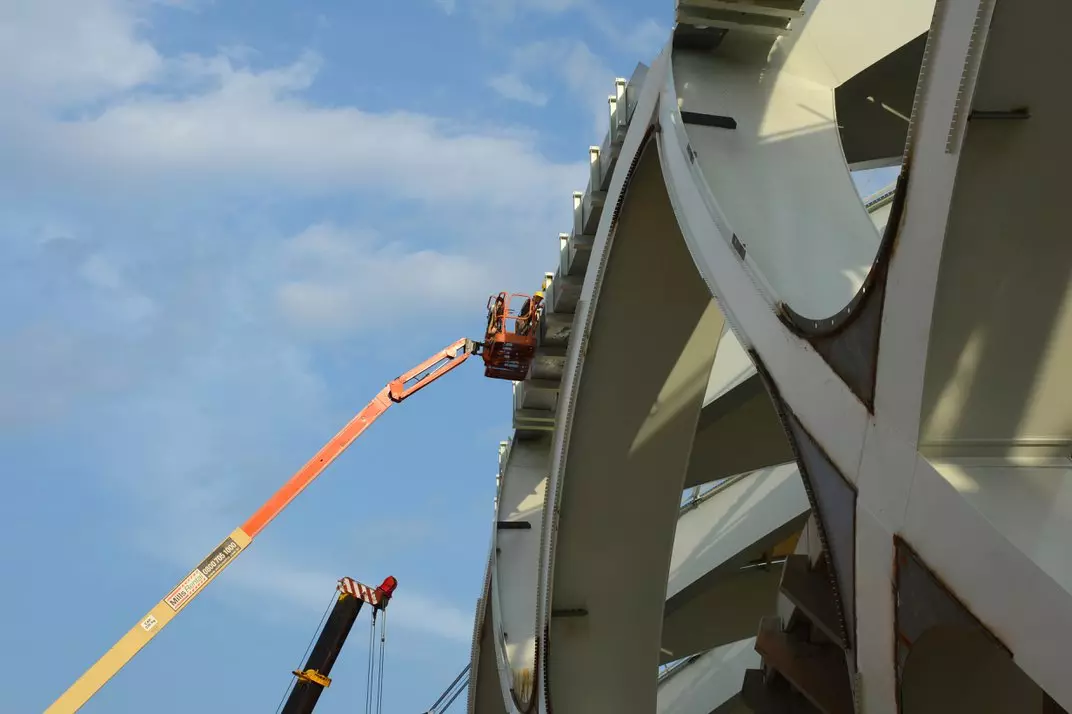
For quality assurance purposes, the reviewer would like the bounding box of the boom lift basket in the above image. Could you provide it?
[482,292,540,381]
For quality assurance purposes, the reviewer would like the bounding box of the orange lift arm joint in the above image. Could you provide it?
[242,336,476,537]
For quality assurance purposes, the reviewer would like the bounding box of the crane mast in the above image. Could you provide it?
[282,576,397,714]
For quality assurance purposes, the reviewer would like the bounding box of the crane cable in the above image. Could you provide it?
[426,663,470,713]
[363,608,389,714]
[274,589,339,714]
[376,610,388,714]
[438,680,466,713]
[364,611,377,714]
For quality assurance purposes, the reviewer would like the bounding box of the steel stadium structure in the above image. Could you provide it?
[465,1,1072,712]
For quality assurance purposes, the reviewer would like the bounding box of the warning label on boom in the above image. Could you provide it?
[164,537,240,611]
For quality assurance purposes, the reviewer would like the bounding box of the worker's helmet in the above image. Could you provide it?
[533,291,544,301]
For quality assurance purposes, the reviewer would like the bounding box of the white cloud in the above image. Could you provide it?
[0,0,162,106]
[271,223,488,339]
[500,39,617,137]
[15,50,581,213]
[0,0,583,217]
[465,0,667,60]
[388,591,474,641]
[488,73,549,106]
[151,0,212,8]
[617,17,669,58]
[0,0,583,423]
[522,0,581,11]
[78,252,160,324]
[79,253,125,292]
[468,0,582,24]
[580,9,668,59]
[556,41,617,137]
[0,0,583,336]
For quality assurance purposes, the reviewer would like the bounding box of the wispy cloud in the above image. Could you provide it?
[0,0,584,348]
[0,0,163,106]
[12,51,578,212]
[270,222,489,339]
[464,0,667,61]
[488,73,549,106]
[215,548,475,642]
[582,10,668,58]
[0,230,163,426]
[467,0,583,25]
[492,38,618,136]
[623,18,668,57]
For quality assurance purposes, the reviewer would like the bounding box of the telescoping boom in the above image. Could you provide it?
[47,288,545,713]
[45,339,477,714]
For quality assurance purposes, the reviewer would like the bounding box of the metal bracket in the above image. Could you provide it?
[968,107,1030,121]
[681,110,738,130]
[293,668,332,688]
[551,608,588,618]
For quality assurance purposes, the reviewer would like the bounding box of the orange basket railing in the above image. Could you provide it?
[482,292,541,381]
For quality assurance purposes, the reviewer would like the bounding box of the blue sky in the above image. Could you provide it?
[0,1,667,712]
[0,2,903,712]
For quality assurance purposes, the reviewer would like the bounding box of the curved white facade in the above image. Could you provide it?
[469,1,1072,712]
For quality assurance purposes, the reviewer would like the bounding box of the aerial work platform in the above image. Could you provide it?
[481,290,543,381]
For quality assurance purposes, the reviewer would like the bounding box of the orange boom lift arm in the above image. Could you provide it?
[46,338,479,714]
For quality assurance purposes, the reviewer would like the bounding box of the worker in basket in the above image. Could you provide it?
[486,293,506,338]
[515,291,543,336]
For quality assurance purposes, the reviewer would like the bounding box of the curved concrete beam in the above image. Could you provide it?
[657,34,871,707]
[468,553,507,714]
[686,326,792,487]
[657,59,872,483]
[687,374,793,487]
[917,12,1072,459]
[770,0,933,88]
[659,1,1072,711]
[482,1,1072,711]
[532,46,670,714]
[539,136,724,713]
[663,566,781,669]
[490,436,548,709]
[484,64,654,714]
[657,639,759,714]
[668,1,932,410]
[663,464,810,664]
[668,464,807,601]
[835,34,926,168]
[704,321,755,404]
[670,48,881,322]
[858,0,1072,710]
[483,459,807,714]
